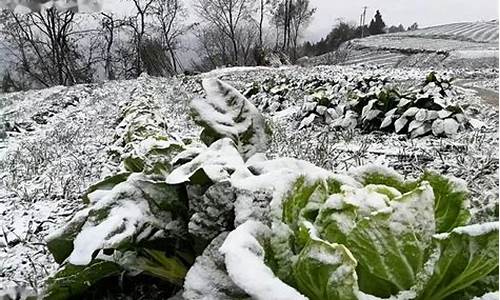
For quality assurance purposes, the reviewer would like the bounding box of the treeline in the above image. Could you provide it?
[301,10,418,57]
[0,0,318,91]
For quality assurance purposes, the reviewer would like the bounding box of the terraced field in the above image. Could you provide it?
[397,20,498,43]
[310,20,499,69]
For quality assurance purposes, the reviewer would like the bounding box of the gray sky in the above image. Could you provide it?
[305,0,499,42]
[103,0,498,43]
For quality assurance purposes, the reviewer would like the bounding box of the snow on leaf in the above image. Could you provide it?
[298,114,316,130]
[402,107,419,117]
[432,119,445,136]
[394,116,408,133]
[469,118,486,129]
[437,110,453,119]
[414,109,427,122]
[443,118,459,136]
[191,78,271,160]
[166,138,250,185]
[219,220,308,300]
[380,115,393,129]
[408,120,424,132]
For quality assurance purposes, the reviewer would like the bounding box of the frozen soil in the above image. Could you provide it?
[0,65,498,292]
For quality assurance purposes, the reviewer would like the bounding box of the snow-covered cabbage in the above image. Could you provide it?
[190,78,271,160]
[122,137,184,176]
[298,71,471,137]
[181,163,498,300]
[43,89,193,299]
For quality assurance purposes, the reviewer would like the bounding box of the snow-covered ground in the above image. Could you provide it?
[0,65,498,294]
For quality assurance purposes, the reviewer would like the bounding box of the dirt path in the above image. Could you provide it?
[455,79,499,107]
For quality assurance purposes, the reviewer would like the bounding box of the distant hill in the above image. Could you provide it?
[395,20,498,43]
[309,20,499,69]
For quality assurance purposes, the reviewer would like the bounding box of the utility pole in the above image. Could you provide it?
[361,6,367,38]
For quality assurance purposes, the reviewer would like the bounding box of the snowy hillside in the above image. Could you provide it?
[396,20,499,43]
[311,20,499,69]
[0,65,498,299]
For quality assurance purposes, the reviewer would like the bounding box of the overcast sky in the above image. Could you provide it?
[305,0,499,42]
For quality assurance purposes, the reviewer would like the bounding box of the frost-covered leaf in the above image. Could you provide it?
[47,208,90,264]
[118,249,189,286]
[398,97,412,107]
[122,137,184,176]
[47,173,187,266]
[468,118,486,129]
[365,109,382,121]
[191,78,271,159]
[443,118,459,136]
[414,109,427,122]
[414,223,499,300]
[341,111,358,129]
[326,108,340,120]
[410,123,431,138]
[282,177,344,233]
[298,114,316,130]
[82,172,131,204]
[380,115,393,129]
[402,107,419,117]
[454,113,466,124]
[437,110,453,119]
[183,232,248,300]
[385,107,398,117]
[349,164,412,192]
[316,105,327,115]
[420,171,470,233]
[394,117,408,133]
[219,220,308,300]
[432,119,445,136]
[301,102,317,113]
[426,110,439,121]
[408,120,424,132]
[361,99,377,119]
[166,138,250,185]
[317,182,436,297]
[43,260,121,300]
[293,224,359,300]
[188,181,236,248]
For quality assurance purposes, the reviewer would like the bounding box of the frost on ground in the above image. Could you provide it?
[0,74,197,290]
[0,64,498,294]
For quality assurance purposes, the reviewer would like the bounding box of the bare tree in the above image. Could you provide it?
[271,0,315,60]
[0,7,95,87]
[124,0,155,76]
[290,0,315,59]
[100,12,119,80]
[150,0,190,74]
[194,0,255,65]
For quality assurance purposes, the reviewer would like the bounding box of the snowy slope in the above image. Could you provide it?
[310,20,499,69]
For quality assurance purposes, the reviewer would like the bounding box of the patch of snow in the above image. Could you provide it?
[219,220,307,300]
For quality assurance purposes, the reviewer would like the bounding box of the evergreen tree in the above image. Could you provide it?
[408,22,419,31]
[368,10,386,35]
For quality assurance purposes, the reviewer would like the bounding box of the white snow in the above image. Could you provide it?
[166,138,250,184]
[472,291,500,300]
[451,221,499,237]
[388,182,436,236]
[219,220,307,300]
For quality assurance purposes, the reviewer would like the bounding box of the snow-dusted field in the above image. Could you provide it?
[310,20,499,69]
[0,64,498,295]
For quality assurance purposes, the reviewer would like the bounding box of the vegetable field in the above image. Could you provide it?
[0,64,498,299]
